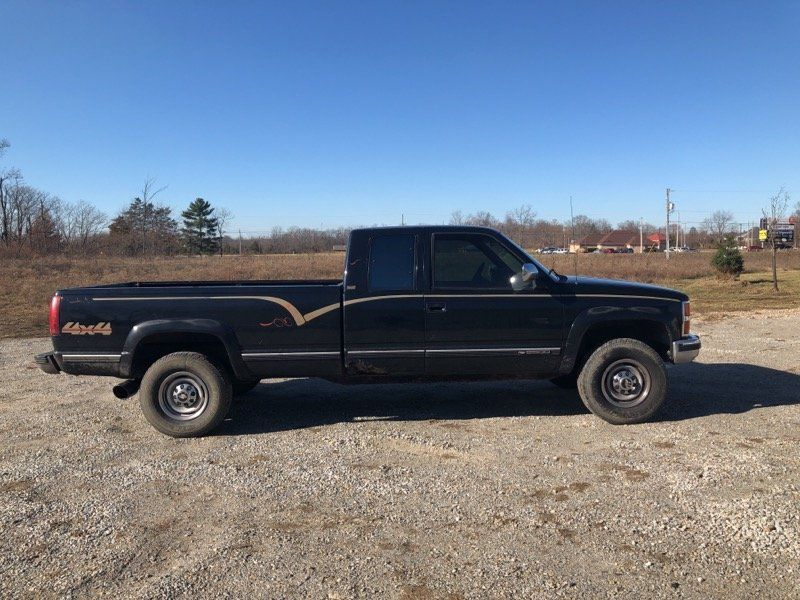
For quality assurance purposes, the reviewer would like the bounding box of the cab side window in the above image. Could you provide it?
[433,234,522,289]
[368,234,416,291]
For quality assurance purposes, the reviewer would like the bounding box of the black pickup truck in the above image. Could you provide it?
[36,226,700,437]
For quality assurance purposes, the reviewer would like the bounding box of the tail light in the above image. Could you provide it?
[49,295,61,337]
[682,301,691,336]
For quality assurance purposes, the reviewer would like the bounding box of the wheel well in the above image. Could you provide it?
[130,332,232,379]
[575,320,671,371]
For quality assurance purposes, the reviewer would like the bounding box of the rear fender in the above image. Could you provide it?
[119,319,254,380]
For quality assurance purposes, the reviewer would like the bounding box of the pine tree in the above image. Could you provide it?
[711,235,744,278]
[181,198,219,255]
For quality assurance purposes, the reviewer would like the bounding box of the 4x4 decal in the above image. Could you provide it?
[62,322,112,336]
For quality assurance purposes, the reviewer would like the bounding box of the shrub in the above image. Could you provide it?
[711,239,744,278]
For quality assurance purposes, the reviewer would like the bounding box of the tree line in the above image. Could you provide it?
[2,137,798,257]
[0,139,231,257]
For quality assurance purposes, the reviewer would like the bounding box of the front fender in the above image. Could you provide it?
[558,305,677,375]
[119,318,254,380]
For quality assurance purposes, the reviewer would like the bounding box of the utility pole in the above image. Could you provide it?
[401,213,405,226]
[665,188,674,258]
[639,217,643,254]
[238,229,242,255]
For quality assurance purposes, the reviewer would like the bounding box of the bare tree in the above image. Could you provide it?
[702,210,734,245]
[30,191,61,253]
[617,219,656,233]
[449,210,465,225]
[505,205,537,247]
[793,201,800,249]
[763,187,790,292]
[62,201,107,249]
[506,205,536,227]
[139,177,168,255]
[0,139,23,246]
[448,210,501,228]
[9,184,40,244]
[215,207,233,256]
[572,215,608,236]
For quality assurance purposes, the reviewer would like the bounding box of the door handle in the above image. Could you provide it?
[426,302,447,313]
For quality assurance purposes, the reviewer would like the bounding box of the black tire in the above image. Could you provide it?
[577,338,667,425]
[232,378,260,396]
[139,351,232,437]
[550,373,578,389]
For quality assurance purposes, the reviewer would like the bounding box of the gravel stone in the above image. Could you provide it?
[0,309,798,598]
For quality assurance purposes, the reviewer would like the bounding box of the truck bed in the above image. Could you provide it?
[53,280,345,380]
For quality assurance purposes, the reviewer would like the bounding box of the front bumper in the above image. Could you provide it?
[671,334,701,364]
[35,352,61,374]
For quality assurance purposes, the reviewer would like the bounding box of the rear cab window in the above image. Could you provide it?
[368,234,416,291]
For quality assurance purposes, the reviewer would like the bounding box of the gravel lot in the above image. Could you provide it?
[1,310,798,599]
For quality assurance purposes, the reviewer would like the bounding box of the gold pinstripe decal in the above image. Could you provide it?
[95,295,308,325]
[572,294,680,302]
[301,303,340,322]
[93,292,679,327]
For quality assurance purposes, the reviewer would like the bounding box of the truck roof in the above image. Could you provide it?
[351,225,501,235]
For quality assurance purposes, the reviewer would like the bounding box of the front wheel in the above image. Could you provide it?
[577,338,667,424]
[139,352,232,437]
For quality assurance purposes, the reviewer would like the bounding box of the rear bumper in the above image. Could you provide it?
[671,334,701,364]
[35,351,123,376]
[35,352,61,374]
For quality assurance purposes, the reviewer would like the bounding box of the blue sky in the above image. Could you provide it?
[1,1,798,233]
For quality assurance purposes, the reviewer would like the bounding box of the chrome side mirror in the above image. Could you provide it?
[510,263,538,291]
[521,263,537,281]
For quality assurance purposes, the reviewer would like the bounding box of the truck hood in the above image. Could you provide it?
[559,275,687,302]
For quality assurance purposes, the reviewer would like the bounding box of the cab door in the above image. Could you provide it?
[343,231,425,378]
[424,232,564,377]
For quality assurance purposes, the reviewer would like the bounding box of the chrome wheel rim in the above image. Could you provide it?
[158,371,209,421]
[601,359,650,408]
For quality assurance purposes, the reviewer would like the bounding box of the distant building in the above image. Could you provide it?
[571,230,640,253]
[647,232,667,250]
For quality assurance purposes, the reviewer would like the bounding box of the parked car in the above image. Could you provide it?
[538,246,559,254]
[552,247,569,254]
[617,248,634,254]
[37,226,700,437]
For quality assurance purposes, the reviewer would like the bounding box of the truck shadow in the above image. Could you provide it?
[657,362,800,422]
[218,363,799,436]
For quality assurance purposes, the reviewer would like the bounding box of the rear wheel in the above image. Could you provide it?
[577,338,667,424]
[139,351,232,437]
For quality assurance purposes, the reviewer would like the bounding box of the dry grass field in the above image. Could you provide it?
[1,250,799,338]
[539,251,800,315]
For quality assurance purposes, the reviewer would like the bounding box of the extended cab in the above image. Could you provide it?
[36,226,700,437]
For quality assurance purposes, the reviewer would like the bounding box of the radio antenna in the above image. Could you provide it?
[570,195,578,282]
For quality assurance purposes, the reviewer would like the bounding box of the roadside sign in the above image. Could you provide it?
[759,229,768,241]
